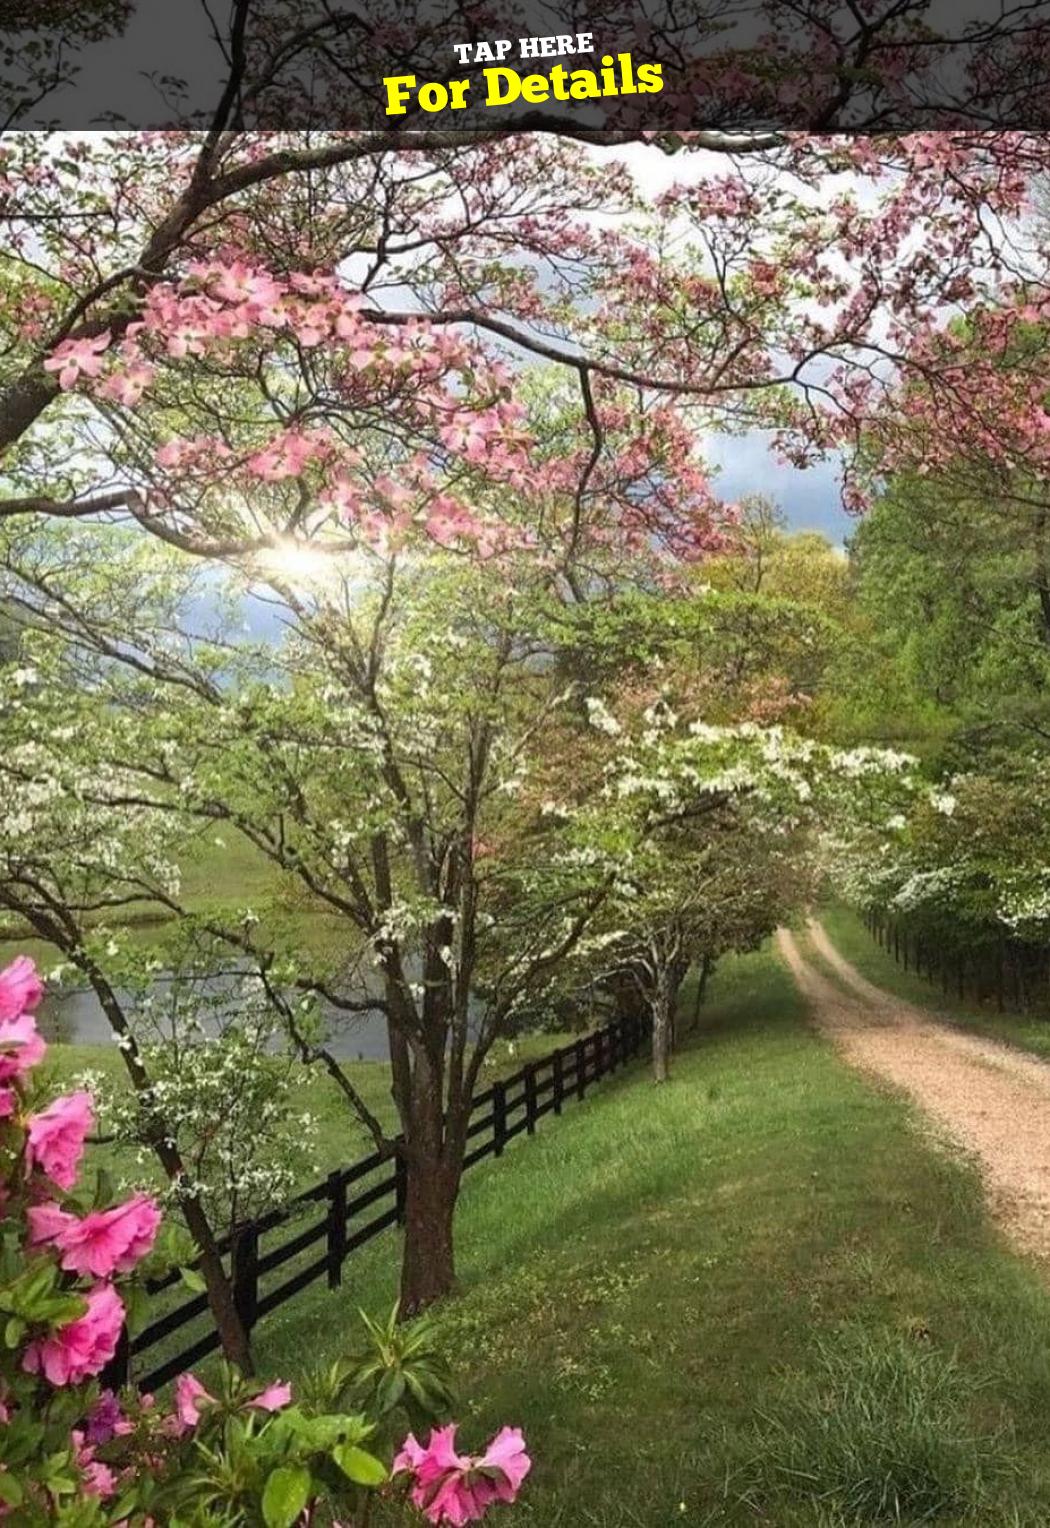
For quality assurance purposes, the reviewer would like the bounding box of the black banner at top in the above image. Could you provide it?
[3,0,1050,132]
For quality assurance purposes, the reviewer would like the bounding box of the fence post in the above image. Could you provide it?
[553,1049,564,1115]
[997,942,1005,1012]
[327,1170,347,1289]
[232,1223,259,1337]
[576,1036,587,1100]
[524,1064,538,1136]
[101,1322,130,1391]
[394,1151,408,1225]
[493,1080,508,1155]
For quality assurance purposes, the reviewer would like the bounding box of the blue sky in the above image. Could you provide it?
[707,432,852,544]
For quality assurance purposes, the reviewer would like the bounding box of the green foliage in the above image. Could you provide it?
[122,1363,391,1526]
[300,1302,454,1440]
[834,476,1050,762]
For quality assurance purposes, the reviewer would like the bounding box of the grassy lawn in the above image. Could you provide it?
[215,947,1050,1526]
[812,902,1050,1062]
[0,829,350,968]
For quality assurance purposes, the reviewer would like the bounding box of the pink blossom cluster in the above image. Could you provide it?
[0,956,163,1395]
[394,1424,531,1526]
[36,241,745,567]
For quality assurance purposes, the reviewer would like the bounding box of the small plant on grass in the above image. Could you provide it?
[305,1302,455,1438]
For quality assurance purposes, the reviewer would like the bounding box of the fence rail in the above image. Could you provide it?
[107,1010,650,1393]
[862,908,1050,1013]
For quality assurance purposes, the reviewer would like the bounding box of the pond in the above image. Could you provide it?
[37,968,398,1061]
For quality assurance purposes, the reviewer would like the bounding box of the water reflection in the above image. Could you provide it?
[38,970,395,1061]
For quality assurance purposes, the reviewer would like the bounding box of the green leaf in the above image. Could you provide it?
[93,1168,114,1211]
[0,1473,23,1506]
[261,1465,312,1528]
[123,1282,150,1335]
[179,1266,207,1294]
[3,1316,24,1348]
[333,1444,388,1487]
[376,1367,406,1413]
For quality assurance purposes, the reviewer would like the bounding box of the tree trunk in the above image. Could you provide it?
[667,956,688,1056]
[691,954,712,1031]
[181,1196,254,1375]
[651,974,672,1083]
[399,1154,460,1314]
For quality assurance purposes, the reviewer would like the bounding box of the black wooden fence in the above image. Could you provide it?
[862,908,1050,1013]
[106,1010,650,1393]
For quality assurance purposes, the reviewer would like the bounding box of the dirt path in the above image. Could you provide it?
[777,920,1050,1262]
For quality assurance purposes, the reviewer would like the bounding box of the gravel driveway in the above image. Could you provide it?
[777,920,1050,1262]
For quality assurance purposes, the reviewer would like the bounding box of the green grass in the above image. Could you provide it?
[0,829,350,967]
[223,948,1050,1526]
[812,903,1050,1062]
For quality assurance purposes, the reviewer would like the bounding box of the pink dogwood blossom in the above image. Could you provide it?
[42,332,110,390]
[22,1282,124,1386]
[27,1192,161,1277]
[25,1090,93,1190]
[393,1424,531,1525]
[0,955,44,1021]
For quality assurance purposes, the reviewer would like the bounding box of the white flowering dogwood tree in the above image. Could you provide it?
[542,700,922,1080]
[0,532,631,1314]
[829,760,1050,962]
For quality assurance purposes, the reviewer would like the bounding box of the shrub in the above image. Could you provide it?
[0,954,531,1525]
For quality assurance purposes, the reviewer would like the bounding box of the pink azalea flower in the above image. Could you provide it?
[26,1201,74,1247]
[248,1380,292,1412]
[0,955,44,1020]
[71,1429,117,1499]
[22,1282,124,1386]
[0,1087,16,1118]
[0,1011,46,1083]
[173,1372,215,1430]
[25,1090,93,1190]
[473,1427,531,1505]
[80,1455,116,1499]
[27,1192,161,1277]
[393,1424,531,1525]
